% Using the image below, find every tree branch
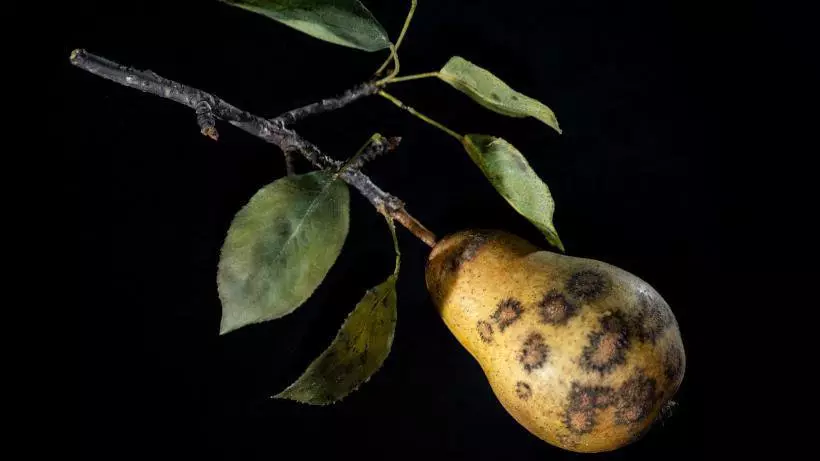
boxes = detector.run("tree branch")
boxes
[69,49,437,248]
[272,83,379,126]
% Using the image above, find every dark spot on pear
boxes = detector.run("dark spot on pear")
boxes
[631,293,672,343]
[537,290,579,325]
[664,345,684,383]
[477,320,494,343]
[518,332,549,372]
[492,298,524,332]
[443,231,490,272]
[563,382,614,434]
[566,270,610,302]
[565,409,596,434]
[615,372,659,426]
[580,313,630,374]
[490,92,501,101]
[515,381,532,400]
[567,383,615,410]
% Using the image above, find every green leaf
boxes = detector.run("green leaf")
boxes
[275,217,400,405]
[463,134,564,251]
[218,171,350,334]
[438,56,562,134]
[222,0,391,52]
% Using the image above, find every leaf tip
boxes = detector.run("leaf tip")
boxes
[272,385,300,402]
[548,231,565,253]
[218,321,235,336]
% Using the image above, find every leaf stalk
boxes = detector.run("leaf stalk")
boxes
[378,90,463,142]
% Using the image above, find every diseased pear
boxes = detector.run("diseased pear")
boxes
[425,230,685,453]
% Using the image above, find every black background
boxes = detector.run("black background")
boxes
[60,0,771,458]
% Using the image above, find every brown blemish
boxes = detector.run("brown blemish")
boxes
[568,382,615,410]
[519,332,549,372]
[537,290,579,325]
[565,409,595,434]
[664,345,684,383]
[492,298,524,332]
[556,433,580,450]
[630,293,672,343]
[563,383,615,435]
[515,381,532,400]
[566,269,610,302]
[426,231,491,306]
[443,231,490,273]
[634,293,675,344]
[591,334,619,363]
[580,313,629,374]
[477,320,494,344]
[615,372,659,426]
[595,391,614,407]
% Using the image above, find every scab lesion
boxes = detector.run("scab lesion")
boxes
[631,293,673,343]
[565,269,611,302]
[614,372,660,426]
[579,312,630,375]
[518,332,549,373]
[491,298,524,332]
[563,382,615,434]
[443,231,490,273]
[515,381,532,400]
[663,344,684,383]
[564,407,595,434]
[537,290,579,325]
[476,320,494,344]
[568,383,615,410]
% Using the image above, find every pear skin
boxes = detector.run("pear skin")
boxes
[426,230,685,453]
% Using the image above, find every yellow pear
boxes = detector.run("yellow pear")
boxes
[425,230,685,453]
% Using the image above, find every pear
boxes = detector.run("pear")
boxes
[425,230,685,453]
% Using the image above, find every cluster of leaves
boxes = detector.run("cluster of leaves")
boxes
[217,0,563,404]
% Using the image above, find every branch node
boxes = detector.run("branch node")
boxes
[347,136,402,171]
[195,100,218,141]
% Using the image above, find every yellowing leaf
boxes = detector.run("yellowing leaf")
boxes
[439,56,562,134]
[463,134,564,251]
[218,171,350,334]
[223,0,391,52]
[275,218,400,405]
